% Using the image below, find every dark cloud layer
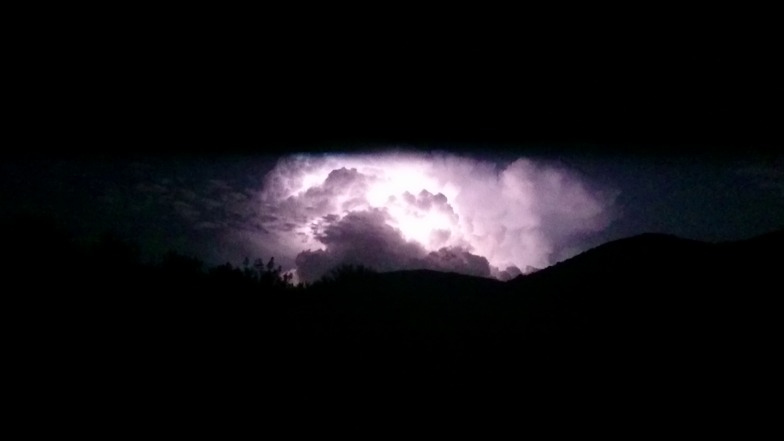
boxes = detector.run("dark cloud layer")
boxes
[295,208,492,282]
[421,247,491,278]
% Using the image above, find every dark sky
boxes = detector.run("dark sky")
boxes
[2,148,781,281]
[11,9,782,158]
[4,15,782,278]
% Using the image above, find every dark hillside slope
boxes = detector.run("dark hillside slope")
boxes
[263,230,781,372]
[5,217,781,397]
[507,231,782,364]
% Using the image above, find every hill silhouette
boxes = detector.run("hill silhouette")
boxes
[4,216,781,409]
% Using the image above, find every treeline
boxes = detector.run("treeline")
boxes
[1,214,303,296]
[2,216,395,387]
[4,214,782,404]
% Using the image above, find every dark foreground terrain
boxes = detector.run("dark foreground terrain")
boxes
[4,217,781,425]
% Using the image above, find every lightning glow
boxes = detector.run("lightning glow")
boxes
[259,151,616,281]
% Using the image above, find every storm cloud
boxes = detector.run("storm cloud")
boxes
[293,208,493,282]
[256,152,617,282]
[135,152,617,282]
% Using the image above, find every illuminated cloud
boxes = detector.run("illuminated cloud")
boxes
[140,151,616,281]
[255,152,617,282]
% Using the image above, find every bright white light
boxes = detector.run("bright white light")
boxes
[386,201,454,247]
[260,152,615,278]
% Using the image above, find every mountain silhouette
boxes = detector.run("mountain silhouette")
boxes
[5,219,781,408]
[241,230,781,379]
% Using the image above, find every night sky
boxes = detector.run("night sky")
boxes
[6,10,784,429]
[4,20,782,283]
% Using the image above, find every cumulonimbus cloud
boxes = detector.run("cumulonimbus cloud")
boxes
[252,152,617,282]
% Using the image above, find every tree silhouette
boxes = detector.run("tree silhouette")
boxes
[247,256,292,289]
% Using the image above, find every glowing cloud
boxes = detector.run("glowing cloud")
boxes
[256,152,617,282]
